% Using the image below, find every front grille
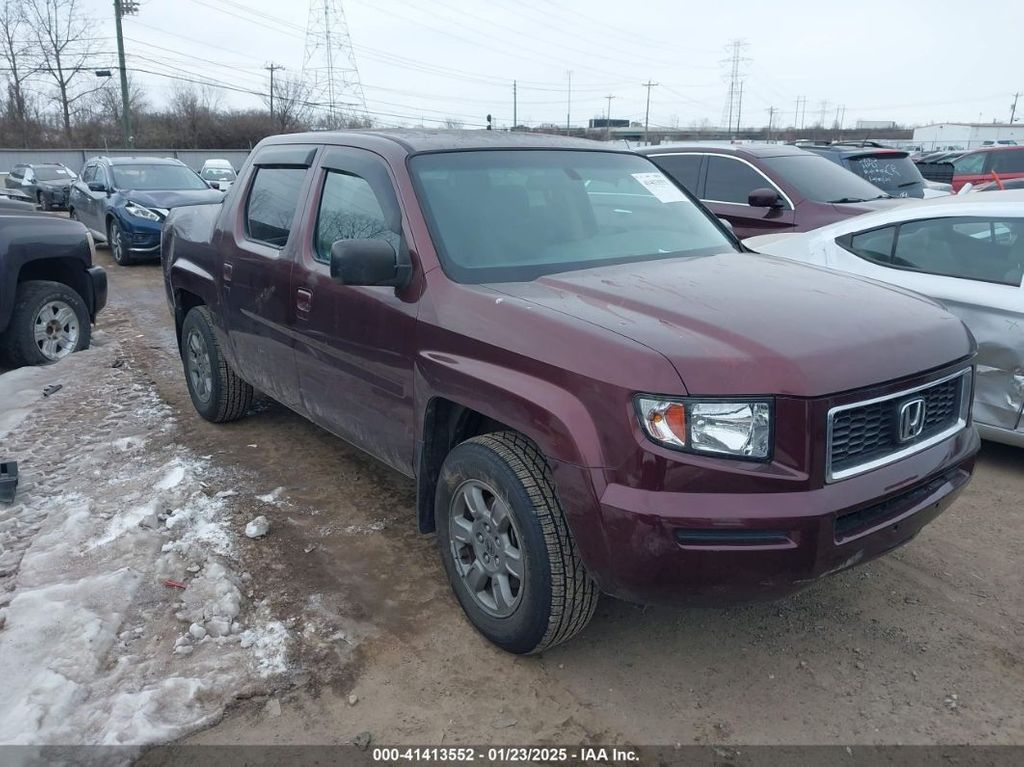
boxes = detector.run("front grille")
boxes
[827,369,970,482]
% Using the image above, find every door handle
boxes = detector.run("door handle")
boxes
[296,288,313,314]
[223,262,233,282]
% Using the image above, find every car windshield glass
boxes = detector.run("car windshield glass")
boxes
[111,163,208,190]
[409,150,734,283]
[762,154,890,202]
[846,154,923,194]
[34,166,75,181]
[202,167,236,181]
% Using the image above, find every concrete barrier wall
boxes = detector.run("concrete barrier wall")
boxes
[0,148,251,173]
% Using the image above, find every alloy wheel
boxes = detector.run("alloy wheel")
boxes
[186,328,213,403]
[33,300,79,361]
[448,479,525,618]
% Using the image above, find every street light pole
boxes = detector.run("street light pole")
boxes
[113,0,137,147]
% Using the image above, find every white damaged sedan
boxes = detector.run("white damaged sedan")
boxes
[746,190,1024,447]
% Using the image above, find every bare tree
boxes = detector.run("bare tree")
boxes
[262,74,314,133]
[442,117,464,129]
[0,0,34,145]
[168,82,221,148]
[27,0,101,139]
[95,71,146,129]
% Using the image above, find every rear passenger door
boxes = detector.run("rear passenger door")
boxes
[701,155,795,239]
[289,145,419,475]
[222,144,317,409]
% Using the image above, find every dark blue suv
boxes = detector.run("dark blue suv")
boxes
[69,156,223,265]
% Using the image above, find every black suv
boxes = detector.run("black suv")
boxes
[800,144,950,198]
[5,163,78,210]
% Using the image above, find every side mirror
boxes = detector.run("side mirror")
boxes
[330,239,411,288]
[87,181,107,193]
[208,181,220,190]
[748,187,782,208]
[717,217,735,234]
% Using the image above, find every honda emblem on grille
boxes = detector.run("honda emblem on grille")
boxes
[898,397,927,442]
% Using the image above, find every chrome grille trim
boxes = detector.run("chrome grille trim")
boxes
[826,368,972,483]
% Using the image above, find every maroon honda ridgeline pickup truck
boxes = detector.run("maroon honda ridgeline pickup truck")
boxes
[162,131,979,654]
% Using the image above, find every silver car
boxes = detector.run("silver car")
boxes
[746,190,1024,447]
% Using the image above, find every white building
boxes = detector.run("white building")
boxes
[912,123,1024,150]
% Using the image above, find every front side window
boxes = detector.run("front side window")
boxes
[409,150,734,283]
[111,163,208,191]
[314,170,398,264]
[891,217,1024,285]
[245,167,307,247]
[991,151,1024,174]
[703,156,769,204]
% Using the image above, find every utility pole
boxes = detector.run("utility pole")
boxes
[566,70,572,134]
[265,62,285,120]
[735,80,744,134]
[641,80,658,146]
[604,94,615,140]
[1011,92,1021,124]
[113,0,138,147]
[513,80,517,130]
[766,106,777,142]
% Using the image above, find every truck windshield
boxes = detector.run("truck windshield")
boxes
[409,150,734,283]
[111,164,209,191]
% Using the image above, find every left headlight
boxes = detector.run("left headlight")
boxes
[635,396,772,460]
[124,201,161,221]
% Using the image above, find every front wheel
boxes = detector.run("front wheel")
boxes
[435,432,598,654]
[0,280,91,367]
[180,306,253,423]
[36,192,50,211]
[108,219,133,266]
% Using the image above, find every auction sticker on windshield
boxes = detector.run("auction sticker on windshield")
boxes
[631,172,688,203]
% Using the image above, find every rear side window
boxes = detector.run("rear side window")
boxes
[245,167,307,247]
[314,171,398,264]
[846,226,896,264]
[991,151,1024,174]
[953,153,985,175]
[650,154,702,194]
[81,165,96,183]
[704,156,766,204]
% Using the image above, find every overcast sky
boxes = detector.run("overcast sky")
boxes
[80,0,1022,130]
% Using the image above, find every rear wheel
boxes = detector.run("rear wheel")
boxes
[435,432,598,654]
[180,306,253,423]
[108,219,133,266]
[36,191,50,211]
[0,280,91,367]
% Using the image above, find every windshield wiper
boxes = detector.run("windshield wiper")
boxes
[897,181,921,188]
[828,197,868,203]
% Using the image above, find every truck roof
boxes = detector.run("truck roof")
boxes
[259,129,607,154]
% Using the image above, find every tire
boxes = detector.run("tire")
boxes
[180,306,253,423]
[0,280,91,367]
[36,191,50,212]
[108,218,133,265]
[435,432,598,654]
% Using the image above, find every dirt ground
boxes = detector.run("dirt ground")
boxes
[87,248,1024,748]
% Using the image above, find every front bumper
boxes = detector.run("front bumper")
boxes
[41,187,70,209]
[559,426,979,606]
[87,266,107,319]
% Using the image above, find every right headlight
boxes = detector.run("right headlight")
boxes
[635,396,772,460]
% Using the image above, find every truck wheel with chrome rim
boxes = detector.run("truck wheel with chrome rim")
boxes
[435,431,598,654]
[108,219,134,266]
[180,306,253,423]
[0,280,90,367]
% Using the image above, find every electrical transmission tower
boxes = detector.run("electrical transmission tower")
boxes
[302,0,367,128]
[720,39,749,133]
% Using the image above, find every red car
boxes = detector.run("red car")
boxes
[163,131,978,654]
[638,143,906,240]
[950,146,1024,192]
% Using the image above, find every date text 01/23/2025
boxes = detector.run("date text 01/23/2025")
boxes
[371,746,640,762]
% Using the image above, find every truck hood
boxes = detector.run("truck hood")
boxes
[487,253,973,397]
[122,188,224,209]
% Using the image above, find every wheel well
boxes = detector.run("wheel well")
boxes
[416,398,512,534]
[173,289,205,347]
[16,258,90,312]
